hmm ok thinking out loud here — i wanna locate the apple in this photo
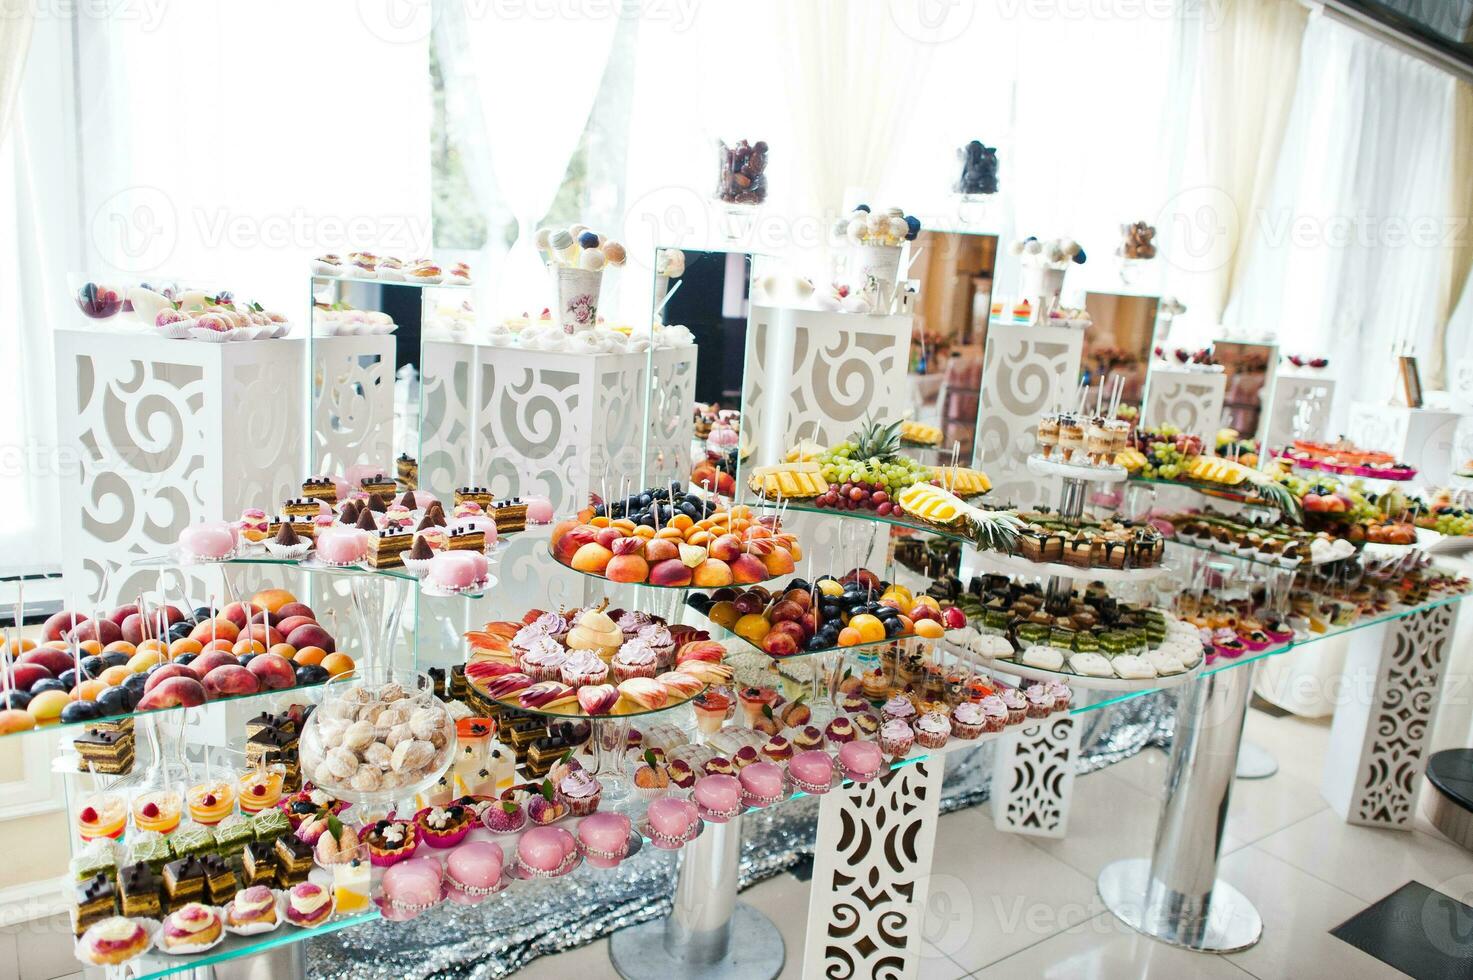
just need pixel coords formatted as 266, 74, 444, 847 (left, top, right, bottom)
137, 676, 207, 710
284, 624, 335, 654
41, 611, 88, 643
144, 663, 200, 693
246, 653, 296, 691
202, 664, 260, 698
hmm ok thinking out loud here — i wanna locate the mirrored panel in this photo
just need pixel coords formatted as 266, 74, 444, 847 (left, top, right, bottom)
1082, 291, 1160, 409
1214, 340, 1278, 441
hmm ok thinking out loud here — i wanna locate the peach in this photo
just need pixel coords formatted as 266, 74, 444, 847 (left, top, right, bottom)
554, 525, 599, 564
708, 534, 743, 562
571, 542, 614, 574
0, 709, 35, 733
648, 558, 693, 587
730, 554, 769, 584
273, 602, 315, 623
120, 613, 154, 645
691, 559, 734, 588
127, 650, 166, 673
137, 676, 207, 710
220, 601, 253, 629
27, 689, 71, 721
68, 618, 122, 646
284, 624, 335, 654
273, 616, 316, 640
644, 538, 679, 563
18, 647, 73, 678
250, 589, 298, 614
102, 640, 136, 657
243, 624, 285, 649
98, 665, 132, 687
550, 518, 579, 548
761, 630, 799, 656
605, 554, 650, 584
594, 527, 623, 550
205, 639, 236, 654
293, 646, 327, 666
71, 679, 108, 701
190, 650, 239, 677
8, 663, 52, 692
203, 664, 260, 698
108, 603, 139, 624
41, 611, 88, 643
189, 619, 240, 644
246, 653, 297, 691
144, 663, 200, 693
762, 549, 795, 576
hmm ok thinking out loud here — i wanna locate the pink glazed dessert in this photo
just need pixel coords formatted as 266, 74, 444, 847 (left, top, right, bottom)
577, 811, 632, 868
788, 750, 835, 795
315, 527, 368, 565
693, 774, 743, 823
516, 826, 577, 876
180, 521, 237, 560
646, 797, 700, 849
377, 856, 444, 921
425, 550, 488, 591
524, 495, 555, 525
444, 841, 505, 904
738, 762, 784, 808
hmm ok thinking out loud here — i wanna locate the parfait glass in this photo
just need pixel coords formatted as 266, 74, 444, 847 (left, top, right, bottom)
589, 716, 632, 807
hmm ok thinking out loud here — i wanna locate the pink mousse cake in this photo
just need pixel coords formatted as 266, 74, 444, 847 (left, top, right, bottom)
577, 811, 632, 868
180, 521, 237, 560
445, 841, 505, 904
738, 761, 784, 807
425, 550, 488, 591
788, 750, 834, 795
516, 826, 577, 876
646, 797, 699, 848
693, 773, 743, 822
377, 856, 444, 920
315, 527, 368, 565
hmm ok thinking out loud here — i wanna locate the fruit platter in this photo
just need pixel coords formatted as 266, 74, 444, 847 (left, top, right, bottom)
1273, 475, 1418, 545
1158, 509, 1356, 566
1118, 426, 1303, 519
1, 588, 350, 737
1273, 439, 1417, 481
550, 487, 798, 588
462, 605, 727, 716
685, 569, 966, 658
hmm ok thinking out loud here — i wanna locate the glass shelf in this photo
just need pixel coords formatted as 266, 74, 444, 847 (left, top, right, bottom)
1167, 536, 1310, 570
775, 499, 979, 546
1062, 588, 1473, 716
546, 549, 783, 591
311, 272, 474, 290
683, 602, 908, 661
1126, 475, 1278, 509
131, 545, 511, 597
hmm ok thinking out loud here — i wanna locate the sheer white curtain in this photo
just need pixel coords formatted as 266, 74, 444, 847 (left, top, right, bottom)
1226, 15, 1457, 399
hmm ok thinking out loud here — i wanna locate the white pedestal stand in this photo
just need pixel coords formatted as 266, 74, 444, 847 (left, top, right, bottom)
54, 331, 305, 606
1323, 602, 1461, 828
1142, 365, 1226, 441
1346, 402, 1459, 486
310, 334, 397, 473
974, 322, 1084, 509
1262, 370, 1336, 448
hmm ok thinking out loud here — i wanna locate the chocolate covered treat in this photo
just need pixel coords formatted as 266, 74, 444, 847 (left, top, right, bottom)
73, 873, 116, 935
360, 473, 395, 496
396, 453, 418, 489
716, 139, 769, 205
119, 862, 161, 918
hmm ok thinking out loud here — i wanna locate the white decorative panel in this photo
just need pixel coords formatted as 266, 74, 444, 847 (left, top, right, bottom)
992, 714, 1080, 838
743, 306, 911, 470
1263, 372, 1336, 448
1143, 366, 1226, 442
976, 323, 1084, 509
418, 340, 476, 494
56, 332, 304, 608
1346, 403, 1459, 486
311, 335, 396, 474
803, 759, 944, 980
1324, 603, 1459, 830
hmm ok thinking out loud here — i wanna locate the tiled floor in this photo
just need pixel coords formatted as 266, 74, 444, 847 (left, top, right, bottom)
14, 707, 1473, 978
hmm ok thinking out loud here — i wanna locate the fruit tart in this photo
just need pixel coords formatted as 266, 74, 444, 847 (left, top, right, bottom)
362, 819, 418, 867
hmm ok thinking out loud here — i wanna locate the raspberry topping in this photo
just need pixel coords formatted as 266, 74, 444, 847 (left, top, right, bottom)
252, 785, 265, 796
203, 794, 217, 807
142, 802, 159, 818
80, 806, 98, 822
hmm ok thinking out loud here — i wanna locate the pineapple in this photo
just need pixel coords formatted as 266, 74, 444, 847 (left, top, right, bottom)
747, 463, 828, 499
817, 416, 933, 492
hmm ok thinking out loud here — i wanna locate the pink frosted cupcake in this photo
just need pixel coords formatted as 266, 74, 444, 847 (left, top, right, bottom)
561, 651, 609, 688
999, 689, 1027, 726
950, 702, 986, 739
415, 804, 474, 848
978, 695, 1008, 733
518, 635, 568, 682
1046, 680, 1071, 713
878, 719, 914, 757
637, 623, 675, 669
555, 769, 603, 817
913, 711, 950, 749
615, 610, 654, 638
1025, 686, 1052, 720
612, 639, 659, 684
881, 695, 916, 723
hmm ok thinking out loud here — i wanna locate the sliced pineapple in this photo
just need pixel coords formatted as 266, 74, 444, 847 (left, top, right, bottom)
785, 438, 828, 462
897, 483, 967, 525
747, 462, 829, 499
930, 467, 991, 497
1115, 448, 1148, 472
900, 420, 942, 446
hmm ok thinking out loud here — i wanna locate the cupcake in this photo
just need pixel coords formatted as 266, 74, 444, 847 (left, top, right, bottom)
637, 623, 676, 669
824, 716, 857, 744
415, 805, 474, 848
633, 756, 672, 800
839, 740, 885, 782
1046, 681, 1071, 713
1025, 686, 1052, 720
556, 769, 603, 817
738, 687, 779, 727
615, 609, 654, 638
951, 702, 986, 739
561, 651, 609, 688
285, 881, 333, 928
483, 799, 527, 834
878, 719, 915, 757
999, 689, 1027, 726
881, 695, 916, 723
914, 711, 951, 749
612, 639, 659, 683
979, 695, 1008, 733
518, 636, 568, 682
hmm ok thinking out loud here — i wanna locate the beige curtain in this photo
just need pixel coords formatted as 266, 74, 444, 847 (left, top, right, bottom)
0, 0, 33, 142
1198, 0, 1308, 326
1435, 81, 1473, 378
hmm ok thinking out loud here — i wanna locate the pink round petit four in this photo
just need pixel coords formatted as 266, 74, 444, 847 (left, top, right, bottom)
645, 797, 700, 848
692, 773, 743, 823
515, 826, 578, 877
838, 740, 884, 782
315, 527, 368, 566
577, 811, 633, 868
738, 762, 785, 808
524, 494, 555, 525
788, 749, 835, 795
377, 856, 444, 920
445, 841, 505, 904
425, 550, 488, 591
180, 521, 238, 560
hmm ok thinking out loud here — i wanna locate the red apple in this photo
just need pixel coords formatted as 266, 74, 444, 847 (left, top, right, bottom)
943, 607, 968, 630
246, 653, 296, 691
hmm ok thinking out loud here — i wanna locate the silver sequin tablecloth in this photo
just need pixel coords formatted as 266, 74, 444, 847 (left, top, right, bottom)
307, 690, 1177, 978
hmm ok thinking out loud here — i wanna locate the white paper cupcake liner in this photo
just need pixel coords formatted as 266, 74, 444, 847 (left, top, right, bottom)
264, 541, 312, 560
188, 327, 230, 343
156, 323, 192, 340
155, 905, 228, 955
401, 556, 435, 577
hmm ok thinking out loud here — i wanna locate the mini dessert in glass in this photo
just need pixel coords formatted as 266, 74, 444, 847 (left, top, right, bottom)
77, 792, 127, 842
1086, 419, 1112, 464
187, 780, 236, 826
1057, 415, 1085, 462
1037, 413, 1061, 458
132, 789, 182, 835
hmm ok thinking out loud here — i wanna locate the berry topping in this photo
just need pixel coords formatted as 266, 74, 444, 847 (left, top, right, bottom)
80, 806, 98, 822
251, 785, 265, 796
142, 802, 159, 818
203, 794, 217, 807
